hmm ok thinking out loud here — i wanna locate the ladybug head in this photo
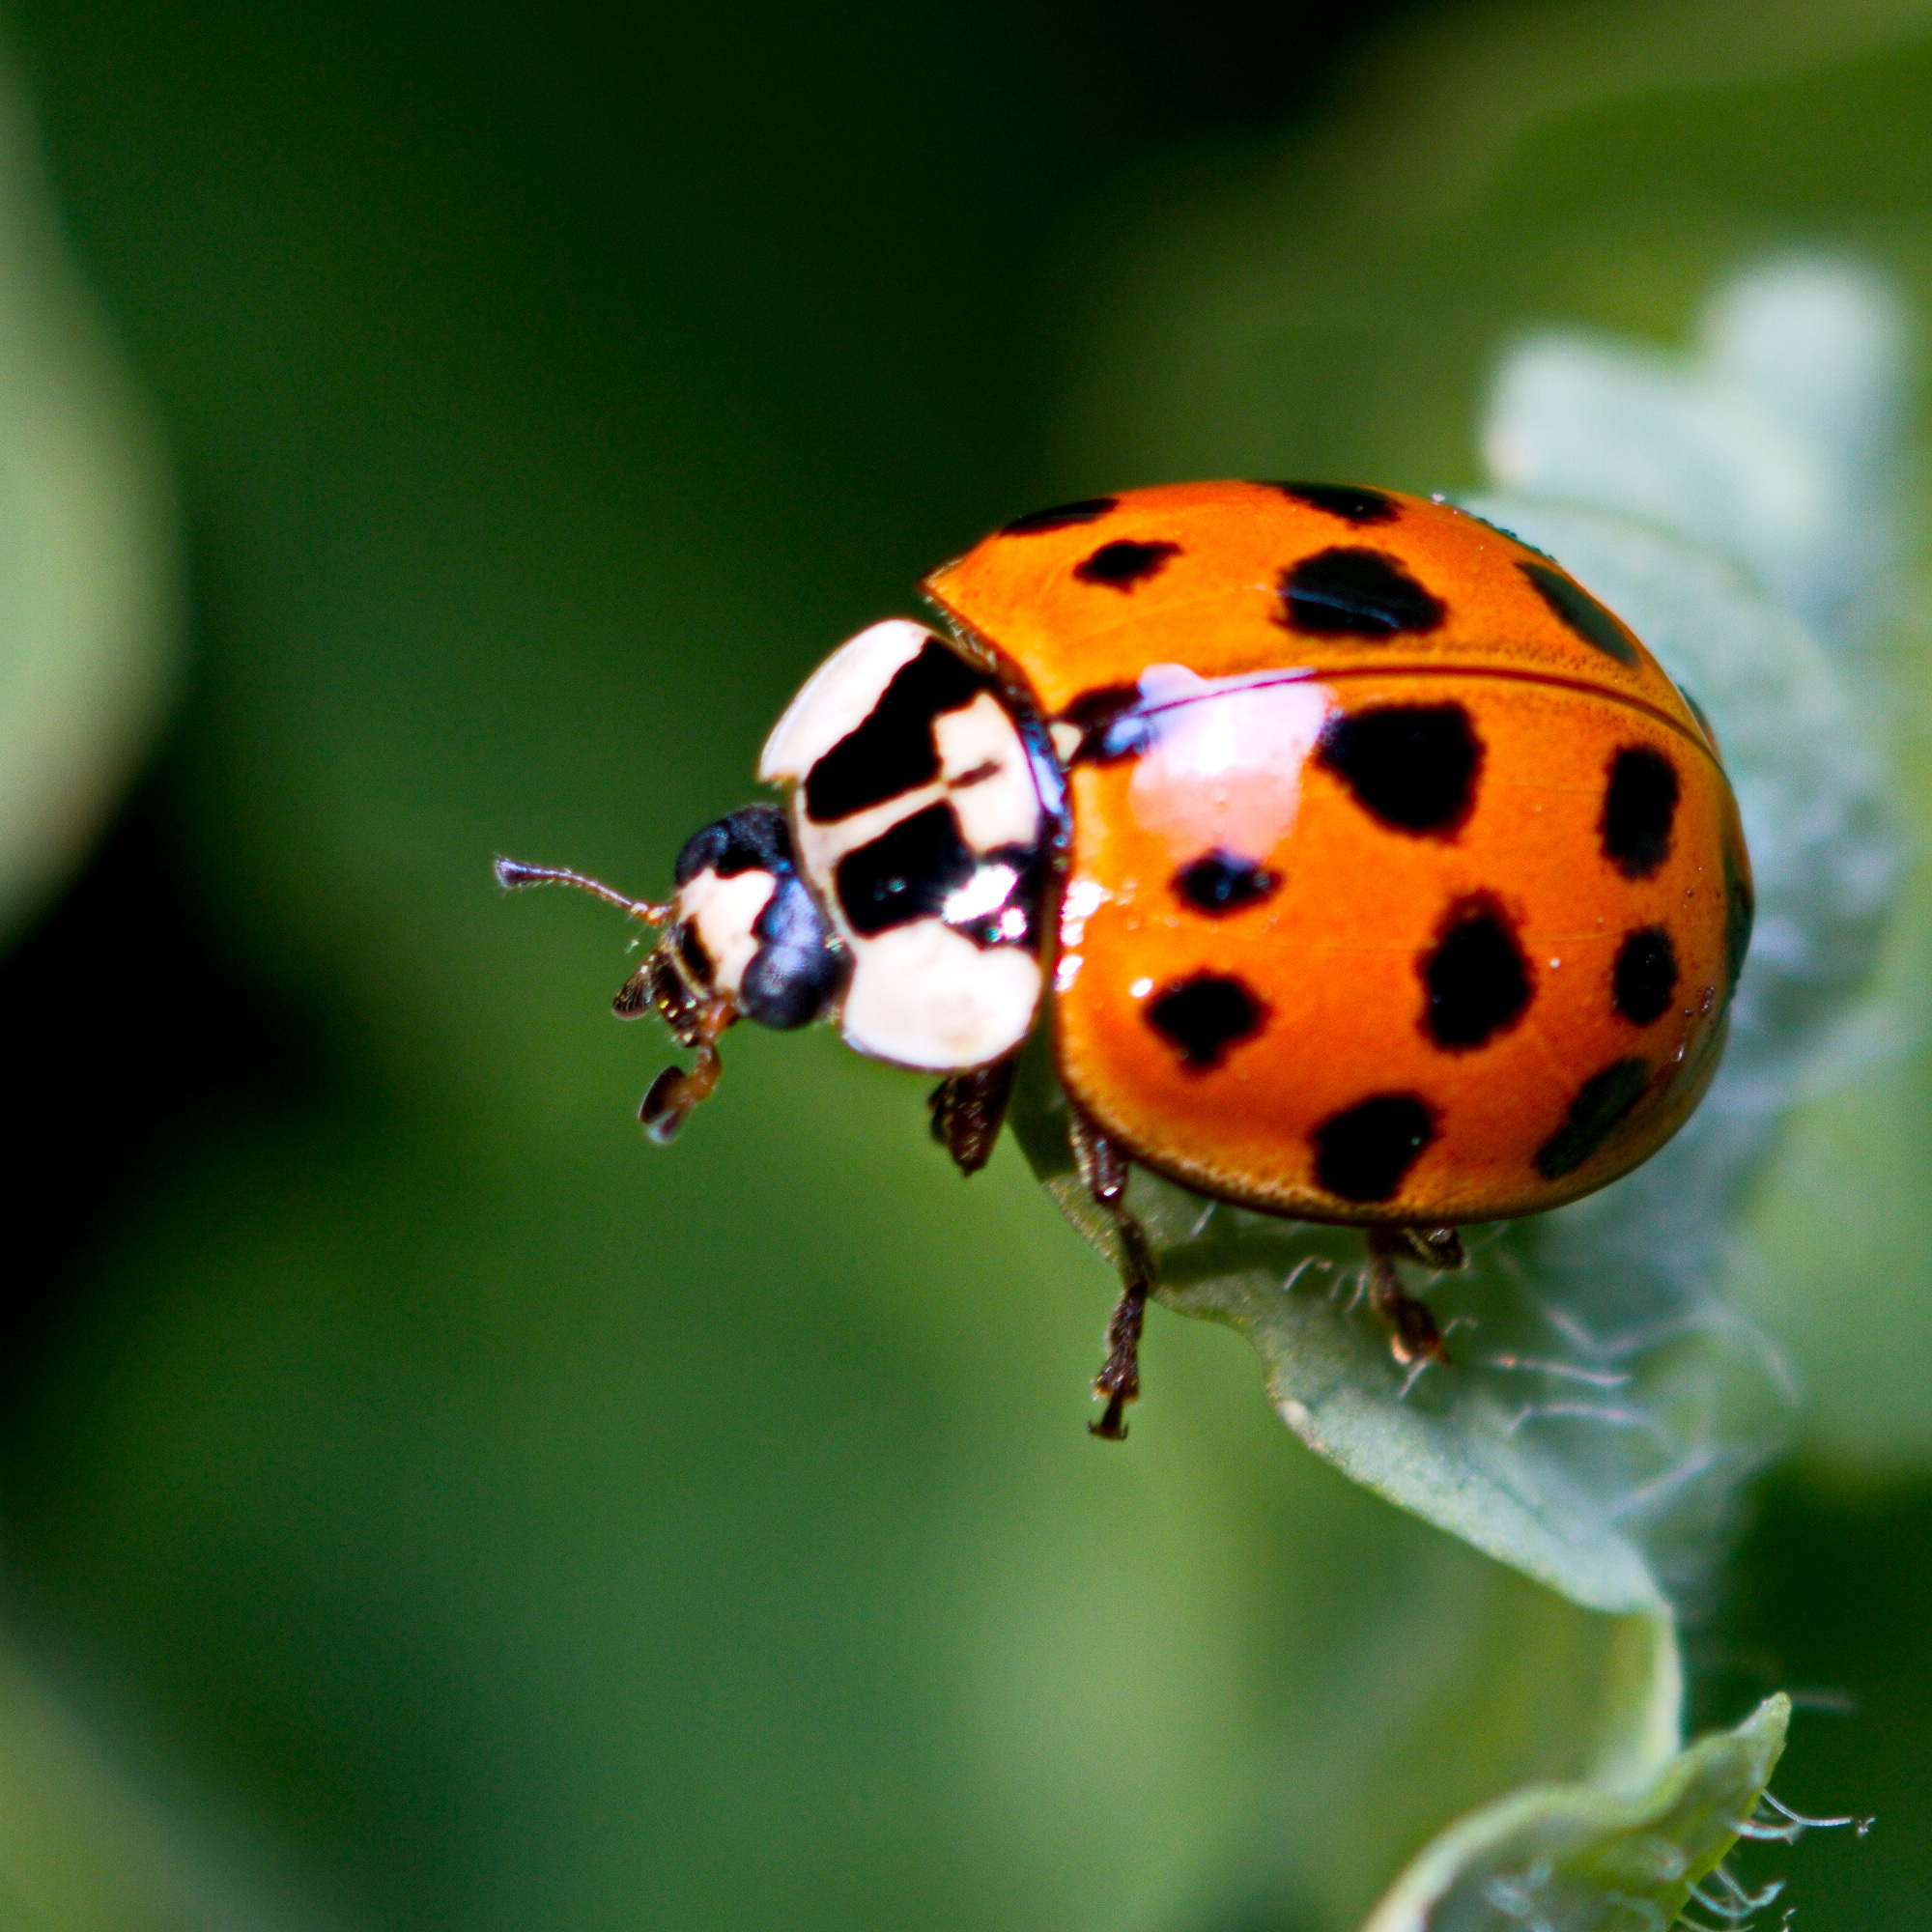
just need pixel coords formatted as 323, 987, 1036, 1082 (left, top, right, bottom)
494, 803, 847, 1143
659, 805, 847, 1034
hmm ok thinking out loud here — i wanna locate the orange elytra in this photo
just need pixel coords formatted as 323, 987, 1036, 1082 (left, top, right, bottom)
502, 480, 1752, 1435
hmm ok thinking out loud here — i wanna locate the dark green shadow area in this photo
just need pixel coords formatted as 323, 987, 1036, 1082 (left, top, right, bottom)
1689, 1466, 1932, 1932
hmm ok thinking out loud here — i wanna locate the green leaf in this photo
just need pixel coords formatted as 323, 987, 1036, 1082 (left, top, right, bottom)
1360, 1694, 1790, 1932
1010, 1038, 1782, 1619
1242, 1582, 1685, 1928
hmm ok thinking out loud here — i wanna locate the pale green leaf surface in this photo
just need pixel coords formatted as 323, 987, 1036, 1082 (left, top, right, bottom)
1015, 1047, 1665, 1620
1360, 1695, 1790, 1932
1009, 272, 1892, 1923
1483, 257, 1912, 653
0, 71, 179, 940
1012, 250, 1901, 1924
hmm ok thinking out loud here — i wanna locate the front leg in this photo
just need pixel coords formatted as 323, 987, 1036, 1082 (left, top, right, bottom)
1066, 1106, 1158, 1440
639, 994, 736, 1144
927, 1058, 1019, 1176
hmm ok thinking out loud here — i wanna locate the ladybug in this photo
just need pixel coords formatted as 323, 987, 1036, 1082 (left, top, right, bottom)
501, 481, 1751, 1438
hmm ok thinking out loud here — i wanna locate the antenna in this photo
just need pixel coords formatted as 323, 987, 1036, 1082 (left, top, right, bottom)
494, 857, 672, 925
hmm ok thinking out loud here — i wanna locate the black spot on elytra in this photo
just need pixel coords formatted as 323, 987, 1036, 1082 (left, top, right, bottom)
1520, 561, 1639, 667
1267, 482, 1398, 526
1534, 1059, 1651, 1180
1319, 703, 1482, 836
1001, 497, 1118, 535
1422, 897, 1531, 1049
1722, 838, 1754, 993
835, 802, 976, 937
1146, 973, 1267, 1069
804, 639, 988, 823
1073, 538, 1181, 590
1174, 849, 1280, 915
674, 803, 794, 885
1312, 1094, 1436, 1203
1057, 683, 1154, 764
1279, 547, 1446, 639
1601, 747, 1679, 879
1612, 926, 1677, 1026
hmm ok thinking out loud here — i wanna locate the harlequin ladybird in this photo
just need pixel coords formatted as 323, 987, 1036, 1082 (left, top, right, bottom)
501, 481, 1751, 1438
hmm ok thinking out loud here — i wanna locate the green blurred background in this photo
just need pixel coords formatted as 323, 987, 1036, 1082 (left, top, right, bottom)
5, 1, 1932, 1927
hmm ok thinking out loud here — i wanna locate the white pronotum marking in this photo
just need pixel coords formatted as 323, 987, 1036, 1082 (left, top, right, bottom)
675, 867, 778, 998
933, 694, 1040, 849
758, 617, 932, 783
760, 618, 1052, 1070
838, 922, 1043, 1070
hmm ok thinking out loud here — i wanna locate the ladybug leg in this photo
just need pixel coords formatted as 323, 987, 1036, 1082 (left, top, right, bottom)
612, 950, 675, 1019
1067, 1106, 1157, 1441
639, 991, 737, 1144
1365, 1228, 1462, 1368
926, 1057, 1019, 1177
1388, 1226, 1465, 1272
